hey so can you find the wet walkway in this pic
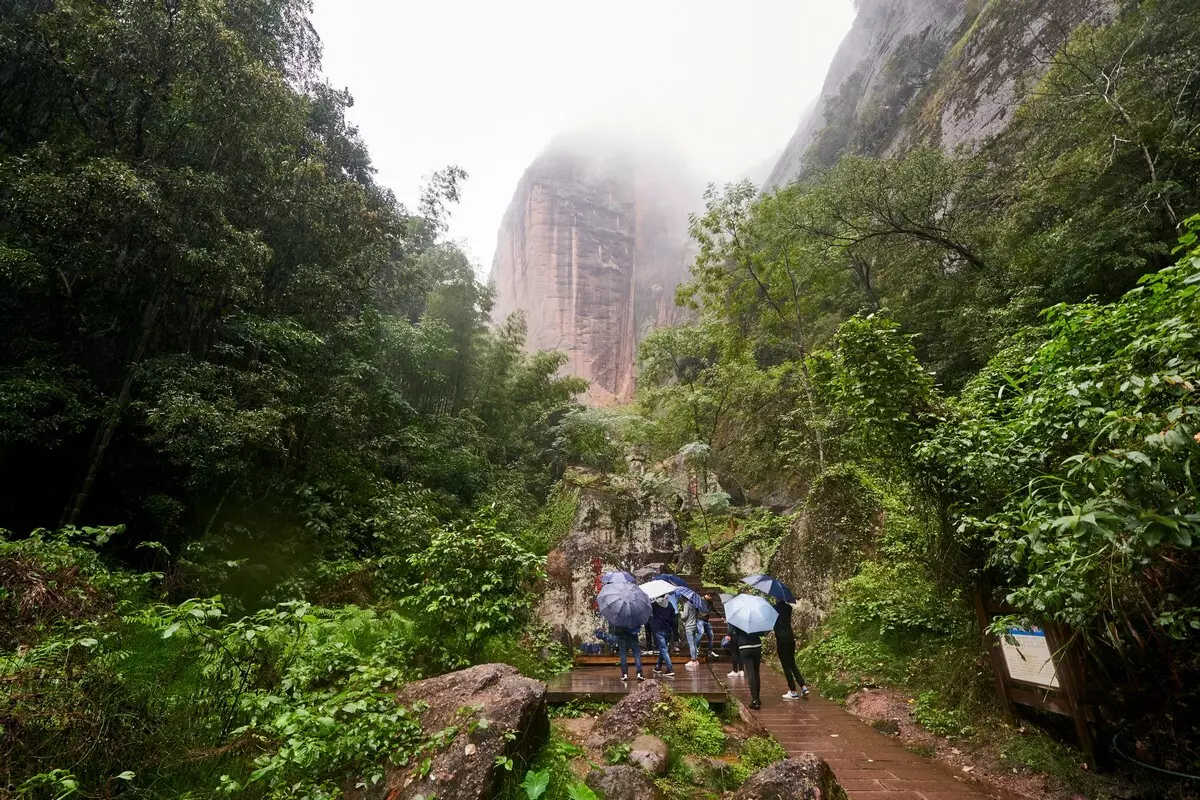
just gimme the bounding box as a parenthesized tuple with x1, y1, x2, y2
(546, 664, 727, 704)
(717, 667, 1013, 800)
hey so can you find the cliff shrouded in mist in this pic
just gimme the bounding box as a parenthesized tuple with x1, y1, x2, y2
(766, 0, 1117, 187)
(491, 0, 1121, 404)
(489, 140, 697, 405)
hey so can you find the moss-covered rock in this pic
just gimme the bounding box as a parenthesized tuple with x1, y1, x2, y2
(768, 464, 882, 641)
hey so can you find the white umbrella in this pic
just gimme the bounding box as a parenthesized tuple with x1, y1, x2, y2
(638, 579, 679, 599)
(724, 594, 779, 633)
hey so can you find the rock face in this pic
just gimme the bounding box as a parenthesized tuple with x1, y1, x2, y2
(539, 474, 681, 645)
(627, 734, 670, 776)
(585, 765, 663, 800)
(489, 137, 698, 405)
(768, 469, 881, 642)
(587, 679, 668, 750)
(352, 664, 547, 800)
(766, 0, 1117, 188)
(732, 755, 846, 800)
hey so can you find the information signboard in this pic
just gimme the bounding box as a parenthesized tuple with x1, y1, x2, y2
(999, 626, 1059, 688)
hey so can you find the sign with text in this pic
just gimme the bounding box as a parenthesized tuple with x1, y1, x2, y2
(999, 626, 1059, 688)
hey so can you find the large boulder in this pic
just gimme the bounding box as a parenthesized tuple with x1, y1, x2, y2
(732, 755, 847, 800)
(627, 734, 669, 776)
(585, 765, 662, 800)
(350, 664, 547, 800)
(768, 466, 882, 641)
(537, 476, 682, 646)
(682, 754, 732, 787)
(587, 679, 668, 750)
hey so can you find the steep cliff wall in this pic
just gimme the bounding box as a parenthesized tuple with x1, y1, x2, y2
(489, 141, 696, 405)
(766, 0, 1117, 188)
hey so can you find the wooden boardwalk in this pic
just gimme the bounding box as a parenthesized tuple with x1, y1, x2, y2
(719, 669, 1013, 800)
(546, 664, 727, 704)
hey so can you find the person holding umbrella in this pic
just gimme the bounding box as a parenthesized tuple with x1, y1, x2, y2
(742, 574, 809, 700)
(679, 596, 700, 670)
(772, 596, 808, 699)
(697, 592, 717, 659)
(597, 581, 652, 682)
(650, 596, 677, 677)
(723, 593, 779, 710)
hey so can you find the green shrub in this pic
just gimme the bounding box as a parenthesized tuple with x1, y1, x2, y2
(912, 691, 975, 738)
(739, 735, 788, 770)
(728, 734, 788, 785)
(838, 560, 963, 636)
(701, 510, 792, 585)
(651, 696, 725, 757)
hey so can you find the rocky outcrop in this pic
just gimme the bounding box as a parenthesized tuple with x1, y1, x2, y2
(489, 136, 698, 405)
(768, 468, 881, 641)
(627, 734, 670, 776)
(732, 755, 847, 800)
(766, 0, 1117, 188)
(585, 765, 663, 800)
(538, 475, 681, 645)
(352, 664, 547, 800)
(587, 679, 668, 750)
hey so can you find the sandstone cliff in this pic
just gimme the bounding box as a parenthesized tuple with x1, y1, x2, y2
(489, 140, 697, 405)
(766, 0, 1117, 188)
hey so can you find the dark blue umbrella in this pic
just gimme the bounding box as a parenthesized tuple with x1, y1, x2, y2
(658, 573, 688, 587)
(601, 571, 636, 584)
(673, 586, 709, 612)
(741, 574, 795, 603)
(597, 582, 653, 629)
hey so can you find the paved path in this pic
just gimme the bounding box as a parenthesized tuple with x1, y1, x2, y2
(716, 666, 1014, 800)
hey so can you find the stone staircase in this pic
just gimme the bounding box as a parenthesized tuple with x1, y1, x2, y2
(682, 574, 729, 663)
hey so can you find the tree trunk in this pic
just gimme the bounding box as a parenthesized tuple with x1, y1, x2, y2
(62, 287, 165, 526)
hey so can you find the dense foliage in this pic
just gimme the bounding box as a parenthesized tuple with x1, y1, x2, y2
(0, 0, 584, 603)
(0, 1, 581, 796)
(632, 0, 1200, 782)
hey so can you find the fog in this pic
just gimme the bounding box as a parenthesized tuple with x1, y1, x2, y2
(310, 0, 857, 272)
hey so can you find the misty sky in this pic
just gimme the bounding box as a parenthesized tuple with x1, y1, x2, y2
(310, 0, 857, 273)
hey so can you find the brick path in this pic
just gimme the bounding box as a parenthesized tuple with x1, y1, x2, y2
(716, 666, 1016, 800)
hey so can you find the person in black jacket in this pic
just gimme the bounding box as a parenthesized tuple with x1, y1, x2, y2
(649, 597, 676, 676)
(771, 596, 809, 699)
(737, 626, 764, 709)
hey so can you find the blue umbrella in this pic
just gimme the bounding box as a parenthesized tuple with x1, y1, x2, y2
(601, 571, 636, 584)
(741, 574, 795, 603)
(598, 582, 653, 629)
(724, 594, 778, 633)
(673, 586, 709, 612)
(658, 574, 688, 587)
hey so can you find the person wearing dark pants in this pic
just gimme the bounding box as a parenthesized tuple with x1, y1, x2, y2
(697, 593, 716, 657)
(615, 626, 644, 681)
(723, 626, 745, 677)
(650, 597, 676, 676)
(739, 629, 764, 709)
(772, 597, 809, 699)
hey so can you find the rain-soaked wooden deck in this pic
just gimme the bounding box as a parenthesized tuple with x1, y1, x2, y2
(546, 664, 728, 704)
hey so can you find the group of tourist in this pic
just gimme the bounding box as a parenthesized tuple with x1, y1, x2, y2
(595, 583, 809, 711)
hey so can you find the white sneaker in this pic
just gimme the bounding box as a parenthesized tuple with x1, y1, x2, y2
(782, 691, 801, 700)
(737, 671, 746, 677)
(727, 669, 740, 677)
(685, 661, 698, 670)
